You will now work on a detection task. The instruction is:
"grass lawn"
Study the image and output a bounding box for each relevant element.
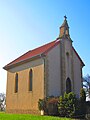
[0,112,72,120]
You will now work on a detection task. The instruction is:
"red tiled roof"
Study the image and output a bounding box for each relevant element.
[4,40,60,69]
[3,39,84,70]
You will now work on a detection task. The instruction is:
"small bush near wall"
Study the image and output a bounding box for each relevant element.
[38,99,46,111]
[45,97,59,116]
[58,92,77,118]
[38,97,59,116]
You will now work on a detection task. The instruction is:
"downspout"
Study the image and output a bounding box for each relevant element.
[40,54,46,99]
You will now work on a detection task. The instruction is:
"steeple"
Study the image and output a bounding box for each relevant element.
[59,16,70,39]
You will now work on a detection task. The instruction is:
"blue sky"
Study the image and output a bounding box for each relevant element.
[0,0,90,93]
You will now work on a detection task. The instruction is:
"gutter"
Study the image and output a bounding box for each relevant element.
[40,54,46,98]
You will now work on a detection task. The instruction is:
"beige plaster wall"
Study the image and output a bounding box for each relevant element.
[6,61,44,113]
[73,50,82,97]
[47,44,61,96]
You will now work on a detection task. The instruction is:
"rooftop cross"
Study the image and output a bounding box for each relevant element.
[64,15,67,20]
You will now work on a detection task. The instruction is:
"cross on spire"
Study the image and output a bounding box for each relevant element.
[64,15,67,20]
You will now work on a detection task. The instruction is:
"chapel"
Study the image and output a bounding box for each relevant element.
[3,16,85,114]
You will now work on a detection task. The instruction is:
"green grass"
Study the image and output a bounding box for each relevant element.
[0,112,71,120]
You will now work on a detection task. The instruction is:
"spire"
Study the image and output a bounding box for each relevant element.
[59,16,70,39]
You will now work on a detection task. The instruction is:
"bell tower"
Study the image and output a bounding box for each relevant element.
[59,16,73,95]
[59,16,70,39]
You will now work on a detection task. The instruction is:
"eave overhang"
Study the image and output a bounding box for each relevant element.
[3,54,42,70]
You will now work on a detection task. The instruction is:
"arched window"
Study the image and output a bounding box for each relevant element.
[66,52,69,76]
[15,73,18,93]
[29,69,33,91]
[66,77,71,93]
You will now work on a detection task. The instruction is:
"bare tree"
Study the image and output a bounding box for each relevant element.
[83,74,90,99]
[0,93,6,111]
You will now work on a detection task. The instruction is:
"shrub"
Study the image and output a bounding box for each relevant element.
[80,88,86,102]
[45,97,59,115]
[79,88,86,117]
[58,92,77,117]
[38,99,46,111]
[58,90,87,118]
[58,96,67,117]
[67,92,76,117]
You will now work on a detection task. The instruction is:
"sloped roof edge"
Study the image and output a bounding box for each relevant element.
[72,47,85,67]
[3,40,60,70]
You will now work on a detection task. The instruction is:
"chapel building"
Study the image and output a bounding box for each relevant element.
[3,16,85,114]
